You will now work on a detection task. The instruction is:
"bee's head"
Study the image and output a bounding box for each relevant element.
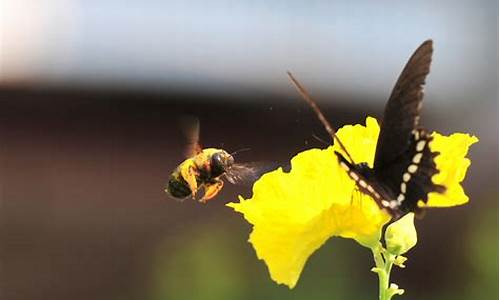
[211,150,234,176]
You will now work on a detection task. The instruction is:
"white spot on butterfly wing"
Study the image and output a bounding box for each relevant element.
[412,130,420,140]
[408,164,418,174]
[403,173,411,182]
[349,171,359,181]
[414,116,420,126]
[416,140,426,152]
[413,153,423,164]
[400,182,407,193]
[397,194,405,203]
[417,101,423,112]
[340,162,350,171]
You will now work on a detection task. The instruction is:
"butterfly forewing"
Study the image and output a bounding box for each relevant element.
[347,40,444,218]
[374,40,433,169]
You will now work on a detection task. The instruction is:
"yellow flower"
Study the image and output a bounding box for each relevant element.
[228,116,477,288]
[423,132,479,207]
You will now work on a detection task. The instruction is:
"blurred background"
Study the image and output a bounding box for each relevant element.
[0,0,497,299]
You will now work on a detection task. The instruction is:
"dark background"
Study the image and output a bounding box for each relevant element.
[1,1,498,299]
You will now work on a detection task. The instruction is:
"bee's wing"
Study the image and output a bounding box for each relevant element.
[225,162,275,185]
[180,116,202,157]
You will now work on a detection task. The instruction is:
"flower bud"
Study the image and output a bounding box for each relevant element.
[385,213,417,255]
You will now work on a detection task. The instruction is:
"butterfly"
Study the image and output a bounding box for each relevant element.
[288,40,445,219]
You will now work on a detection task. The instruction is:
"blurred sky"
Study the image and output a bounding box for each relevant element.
[1,0,498,107]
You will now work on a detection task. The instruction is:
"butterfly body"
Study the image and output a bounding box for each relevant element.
[288,39,446,218]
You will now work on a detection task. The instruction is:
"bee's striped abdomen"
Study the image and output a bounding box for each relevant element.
[167,172,192,199]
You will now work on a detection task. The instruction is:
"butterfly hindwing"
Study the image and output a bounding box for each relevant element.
[336,129,444,218]
[374,129,445,216]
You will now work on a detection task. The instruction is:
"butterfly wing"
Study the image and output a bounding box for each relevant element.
[374,40,433,169]
[371,40,445,217]
[374,129,445,217]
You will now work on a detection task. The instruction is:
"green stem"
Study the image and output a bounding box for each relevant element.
[371,245,400,300]
[372,246,387,300]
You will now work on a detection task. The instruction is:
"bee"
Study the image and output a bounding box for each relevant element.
[165,118,259,203]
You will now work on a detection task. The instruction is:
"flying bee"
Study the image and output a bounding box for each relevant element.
[165,117,260,203]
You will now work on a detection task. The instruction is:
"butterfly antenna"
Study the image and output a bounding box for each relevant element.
[311,133,329,145]
[286,71,355,163]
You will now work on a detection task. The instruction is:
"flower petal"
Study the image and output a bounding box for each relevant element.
[333,116,380,167]
[329,116,390,247]
[227,117,390,288]
[423,133,478,207]
[227,148,341,288]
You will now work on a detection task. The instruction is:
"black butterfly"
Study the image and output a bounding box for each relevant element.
[288,40,445,219]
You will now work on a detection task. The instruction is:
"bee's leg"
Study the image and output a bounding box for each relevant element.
[180,165,199,198]
[200,179,224,203]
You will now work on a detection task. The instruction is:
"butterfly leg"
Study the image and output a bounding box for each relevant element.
[180,163,199,199]
[200,179,224,203]
[350,187,362,206]
[357,189,364,210]
[350,188,356,206]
